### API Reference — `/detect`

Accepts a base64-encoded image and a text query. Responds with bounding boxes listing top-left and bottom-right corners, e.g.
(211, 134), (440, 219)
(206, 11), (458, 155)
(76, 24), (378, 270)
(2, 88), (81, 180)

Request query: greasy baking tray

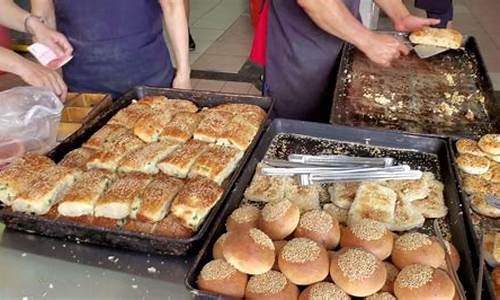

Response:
(185, 119), (477, 298)
(0, 86), (273, 256)
(449, 138), (497, 299)
(330, 33), (499, 139)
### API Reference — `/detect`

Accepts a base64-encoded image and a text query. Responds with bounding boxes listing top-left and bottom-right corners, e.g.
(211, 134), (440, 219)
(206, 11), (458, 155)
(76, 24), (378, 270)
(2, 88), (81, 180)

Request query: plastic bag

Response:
(0, 87), (63, 165)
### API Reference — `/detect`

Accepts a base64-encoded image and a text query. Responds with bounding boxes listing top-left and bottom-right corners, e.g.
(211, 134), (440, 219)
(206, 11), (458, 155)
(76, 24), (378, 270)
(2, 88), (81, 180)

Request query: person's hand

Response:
(172, 72), (192, 89)
(28, 17), (73, 59)
(394, 15), (441, 32)
(360, 33), (410, 67)
(17, 59), (67, 100)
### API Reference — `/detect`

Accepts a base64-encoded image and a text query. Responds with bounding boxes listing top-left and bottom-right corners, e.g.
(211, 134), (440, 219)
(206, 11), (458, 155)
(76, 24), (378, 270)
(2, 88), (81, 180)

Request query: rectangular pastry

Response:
(87, 132), (145, 171)
(217, 116), (258, 151)
(153, 214), (194, 239)
(123, 219), (156, 234)
(11, 166), (81, 215)
(158, 140), (209, 178)
(188, 145), (243, 185)
(107, 103), (152, 129)
(348, 182), (398, 226)
(243, 163), (288, 203)
(133, 110), (173, 143)
(137, 95), (170, 111)
(193, 110), (234, 143)
(83, 124), (128, 150)
(57, 169), (115, 217)
(170, 176), (224, 230)
(135, 175), (184, 222)
(212, 103), (266, 129)
(0, 154), (55, 205)
(160, 112), (202, 143)
(117, 141), (180, 174)
(94, 173), (152, 219)
(58, 147), (95, 170)
(162, 99), (198, 114)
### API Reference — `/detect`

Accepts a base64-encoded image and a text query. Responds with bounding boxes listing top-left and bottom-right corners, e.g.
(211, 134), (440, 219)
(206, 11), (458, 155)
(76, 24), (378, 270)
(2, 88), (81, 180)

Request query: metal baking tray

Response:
(185, 119), (477, 298)
(449, 138), (497, 299)
(0, 86), (273, 256)
(330, 33), (499, 139)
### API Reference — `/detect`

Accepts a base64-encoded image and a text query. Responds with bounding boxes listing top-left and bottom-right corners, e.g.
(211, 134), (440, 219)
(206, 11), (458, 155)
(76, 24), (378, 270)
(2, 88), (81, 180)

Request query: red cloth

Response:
(0, 26), (11, 75)
(249, 1), (268, 66)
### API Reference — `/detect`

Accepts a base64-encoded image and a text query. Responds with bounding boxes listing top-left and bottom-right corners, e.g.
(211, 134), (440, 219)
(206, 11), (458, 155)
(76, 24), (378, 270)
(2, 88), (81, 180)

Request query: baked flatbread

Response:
(409, 27), (463, 49)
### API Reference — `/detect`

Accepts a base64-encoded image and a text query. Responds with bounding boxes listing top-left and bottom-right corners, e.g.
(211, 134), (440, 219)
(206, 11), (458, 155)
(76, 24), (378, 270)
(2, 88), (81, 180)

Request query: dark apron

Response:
(265, 0), (360, 121)
(415, 0), (453, 28)
(55, 0), (174, 97)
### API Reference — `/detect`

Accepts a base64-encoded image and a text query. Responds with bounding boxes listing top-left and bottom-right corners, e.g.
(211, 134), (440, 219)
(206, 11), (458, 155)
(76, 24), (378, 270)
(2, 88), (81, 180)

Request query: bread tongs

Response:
(262, 155), (422, 186)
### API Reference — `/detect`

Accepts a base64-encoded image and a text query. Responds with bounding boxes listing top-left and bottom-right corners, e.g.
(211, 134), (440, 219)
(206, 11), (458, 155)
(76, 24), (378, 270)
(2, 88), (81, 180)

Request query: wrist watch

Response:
(24, 15), (47, 35)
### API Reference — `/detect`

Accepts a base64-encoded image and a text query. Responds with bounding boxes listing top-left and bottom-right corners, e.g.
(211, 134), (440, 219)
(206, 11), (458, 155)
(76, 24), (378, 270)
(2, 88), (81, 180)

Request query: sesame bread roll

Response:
(245, 270), (299, 300)
(299, 282), (350, 300)
(197, 259), (248, 299)
(391, 232), (445, 269)
(259, 199), (300, 240)
(340, 218), (394, 260)
(394, 264), (455, 300)
(226, 205), (260, 232)
(330, 247), (387, 297)
(294, 209), (340, 250)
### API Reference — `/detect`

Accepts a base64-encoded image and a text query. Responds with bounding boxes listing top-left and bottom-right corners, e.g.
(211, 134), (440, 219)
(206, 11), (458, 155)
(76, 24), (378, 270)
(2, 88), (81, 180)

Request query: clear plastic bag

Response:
(0, 87), (63, 165)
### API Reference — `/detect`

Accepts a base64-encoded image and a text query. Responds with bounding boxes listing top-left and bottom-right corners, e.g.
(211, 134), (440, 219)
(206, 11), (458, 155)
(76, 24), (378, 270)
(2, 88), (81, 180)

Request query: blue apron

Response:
(265, 0), (360, 121)
(55, 0), (174, 97)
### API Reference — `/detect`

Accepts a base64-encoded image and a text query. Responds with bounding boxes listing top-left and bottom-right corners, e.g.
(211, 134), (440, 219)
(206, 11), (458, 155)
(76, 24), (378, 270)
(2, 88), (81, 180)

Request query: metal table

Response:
(0, 224), (193, 300)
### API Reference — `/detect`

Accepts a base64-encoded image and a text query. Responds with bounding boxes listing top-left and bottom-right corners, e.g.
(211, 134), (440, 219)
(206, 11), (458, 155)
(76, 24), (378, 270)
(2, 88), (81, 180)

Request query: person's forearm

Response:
(0, 0), (30, 32)
(374, 0), (410, 24)
(297, 0), (375, 50)
(160, 0), (191, 77)
(0, 47), (29, 75)
(31, 0), (57, 29)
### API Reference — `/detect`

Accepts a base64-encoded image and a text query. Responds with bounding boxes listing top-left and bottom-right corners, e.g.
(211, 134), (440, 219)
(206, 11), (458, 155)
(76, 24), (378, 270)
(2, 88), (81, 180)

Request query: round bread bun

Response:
(245, 270), (299, 300)
(471, 193), (500, 218)
(490, 165), (500, 183)
(462, 174), (489, 194)
(272, 240), (287, 271)
(278, 238), (329, 285)
(330, 247), (386, 297)
(394, 264), (455, 300)
(340, 218), (393, 260)
(456, 139), (486, 156)
(381, 262), (399, 293)
(298, 282), (350, 300)
(365, 292), (397, 300)
(478, 134), (500, 156)
(226, 205), (260, 232)
(259, 199), (300, 240)
(294, 209), (340, 250)
(197, 259), (248, 298)
(456, 153), (490, 175)
(391, 232), (445, 269)
(212, 233), (227, 259)
(223, 228), (275, 275)
(439, 241), (461, 272)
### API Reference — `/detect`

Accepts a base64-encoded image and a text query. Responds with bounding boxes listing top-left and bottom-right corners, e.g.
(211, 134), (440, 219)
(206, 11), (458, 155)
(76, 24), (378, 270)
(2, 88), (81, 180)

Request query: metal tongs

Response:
(433, 219), (466, 300)
(262, 154), (422, 186)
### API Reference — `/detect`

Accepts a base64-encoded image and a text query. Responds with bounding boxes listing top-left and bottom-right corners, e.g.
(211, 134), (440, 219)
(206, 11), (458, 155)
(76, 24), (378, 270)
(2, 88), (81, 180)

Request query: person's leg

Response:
(184, 0), (196, 50)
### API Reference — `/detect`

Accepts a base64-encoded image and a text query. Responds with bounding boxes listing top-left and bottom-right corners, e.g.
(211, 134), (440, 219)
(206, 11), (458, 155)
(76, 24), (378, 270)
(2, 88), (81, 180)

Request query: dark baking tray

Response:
(330, 33), (499, 139)
(185, 118), (477, 299)
(449, 138), (496, 299)
(0, 86), (273, 256)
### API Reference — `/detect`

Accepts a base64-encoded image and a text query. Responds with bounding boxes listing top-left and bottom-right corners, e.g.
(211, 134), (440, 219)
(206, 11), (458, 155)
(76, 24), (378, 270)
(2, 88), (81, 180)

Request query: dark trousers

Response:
(415, 0), (453, 28)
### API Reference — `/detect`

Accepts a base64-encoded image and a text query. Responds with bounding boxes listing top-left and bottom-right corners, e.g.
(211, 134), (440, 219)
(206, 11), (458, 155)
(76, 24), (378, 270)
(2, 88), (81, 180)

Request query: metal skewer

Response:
(288, 154), (394, 167)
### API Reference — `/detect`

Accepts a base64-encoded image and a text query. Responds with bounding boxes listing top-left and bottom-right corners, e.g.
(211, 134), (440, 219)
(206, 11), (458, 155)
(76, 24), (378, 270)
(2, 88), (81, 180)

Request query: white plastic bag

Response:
(0, 87), (63, 165)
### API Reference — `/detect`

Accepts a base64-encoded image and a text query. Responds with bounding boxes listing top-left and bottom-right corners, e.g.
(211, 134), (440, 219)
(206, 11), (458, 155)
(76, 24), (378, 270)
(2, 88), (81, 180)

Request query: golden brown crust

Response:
(412, 179), (448, 219)
(340, 219), (394, 260)
(170, 176), (224, 230)
(59, 147), (95, 170)
(107, 103), (152, 129)
(136, 175), (184, 222)
(245, 271), (299, 300)
(218, 115), (259, 151)
(162, 99), (199, 114)
(118, 141), (180, 174)
(294, 209), (341, 250)
(244, 164), (289, 203)
(259, 199), (300, 240)
(299, 282), (350, 300)
(188, 145), (243, 185)
(160, 112), (202, 143)
(82, 124), (128, 150)
(157, 140), (209, 178)
(478, 134), (500, 156)
(197, 259), (248, 299)
(456, 153), (490, 175)
(409, 27), (463, 49)
(193, 110), (234, 143)
(462, 174), (490, 194)
(211, 103), (266, 129)
(226, 205), (261, 232)
(136, 96), (169, 111)
(153, 214), (194, 239)
(392, 234), (445, 269)
(212, 233), (227, 259)
(87, 132), (145, 171)
(456, 139), (486, 156)
(394, 265), (455, 300)
(97, 173), (151, 205)
(471, 194), (500, 218)
(133, 110), (173, 143)
(122, 219), (155, 234)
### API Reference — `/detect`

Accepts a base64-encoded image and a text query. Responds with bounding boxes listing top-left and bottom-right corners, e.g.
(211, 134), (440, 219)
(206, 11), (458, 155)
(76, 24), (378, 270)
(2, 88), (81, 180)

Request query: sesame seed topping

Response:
(350, 218), (386, 241)
(249, 228), (274, 250)
(337, 248), (377, 281)
(247, 271), (287, 295)
(396, 264), (434, 289)
(262, 200), (292, 222)
(395, 232), (432, 251)
(230, 205), (260, 224)
(281, 238), (321, 263)
(299, 210), (333, 233)
(365, 292), (397, 300)
(309, 282), (349, 300)
(200, 259), (236, 281)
